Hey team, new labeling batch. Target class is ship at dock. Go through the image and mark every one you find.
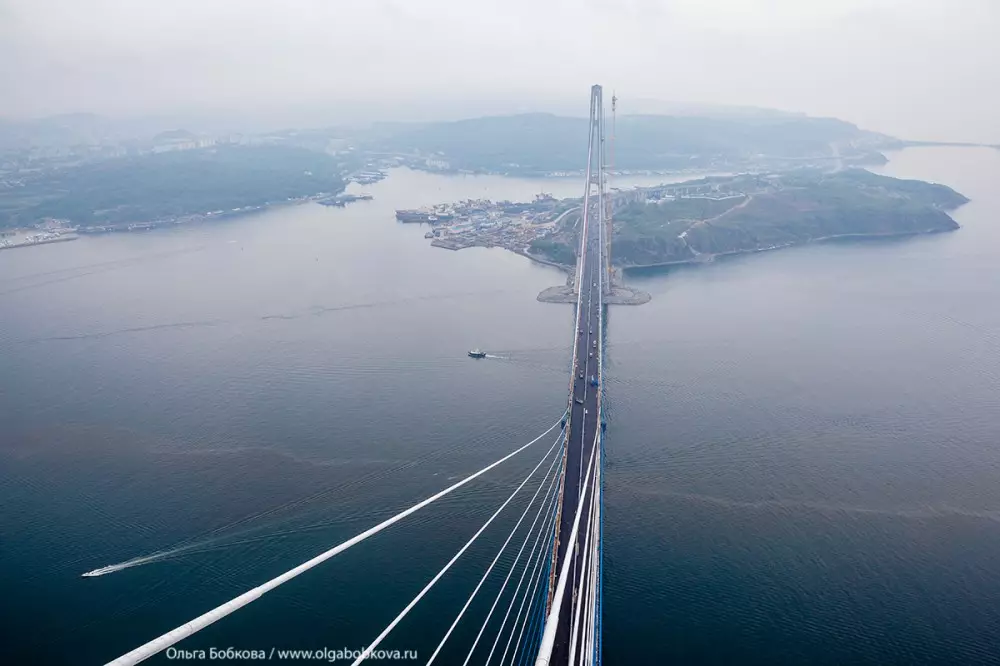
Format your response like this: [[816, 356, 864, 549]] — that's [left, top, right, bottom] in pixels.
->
[[317, 193, 373, 207], [395, 209, 454, 223], [350, 171, 386, 185]]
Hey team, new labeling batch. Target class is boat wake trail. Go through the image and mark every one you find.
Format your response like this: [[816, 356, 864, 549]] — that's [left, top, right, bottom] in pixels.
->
[[79, 532, 284, 577], [80, 424, 523, 579], [79, 507, 352, 578], [81, 548, 196, 577], [79, 513, 398, 578]]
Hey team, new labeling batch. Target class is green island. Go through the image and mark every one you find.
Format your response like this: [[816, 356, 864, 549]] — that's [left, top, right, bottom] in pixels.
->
[[527, 169, 968, 268], [0, 145, 346, 232]]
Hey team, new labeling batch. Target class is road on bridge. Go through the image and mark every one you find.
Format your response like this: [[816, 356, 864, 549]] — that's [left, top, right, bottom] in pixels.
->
[[551, 188, 604, 663]]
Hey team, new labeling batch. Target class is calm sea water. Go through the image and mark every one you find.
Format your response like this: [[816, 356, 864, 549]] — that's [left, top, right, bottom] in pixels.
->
[[2, 150, 999, 665]]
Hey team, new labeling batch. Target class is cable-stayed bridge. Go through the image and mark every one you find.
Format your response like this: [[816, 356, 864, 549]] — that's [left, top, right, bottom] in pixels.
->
[[103, 85, 613, 666]]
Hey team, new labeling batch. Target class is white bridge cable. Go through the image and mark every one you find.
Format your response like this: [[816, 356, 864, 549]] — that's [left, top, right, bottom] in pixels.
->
[[483, 477, 562, 666], [498, 475, 560, 666], [494, 520, 551, 666], [568, 446, 601, 666], [583, 514, 596, 666], [460, 466, 562, 666], [580, 452, 602, 664], [349, 425, 567, 665], [534, 429, 600, 666], [498, 496, 557, 666], [586, 453, 603, 666], [425, 431, 565, 665], [585, 468, 601, 666], [104, 415, 566, 666], [585, 506, 600, 666], [507, 529, 553, 666]]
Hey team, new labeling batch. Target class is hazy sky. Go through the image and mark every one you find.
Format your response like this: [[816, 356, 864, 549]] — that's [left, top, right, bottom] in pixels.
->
[[2, 0, 997, 141]]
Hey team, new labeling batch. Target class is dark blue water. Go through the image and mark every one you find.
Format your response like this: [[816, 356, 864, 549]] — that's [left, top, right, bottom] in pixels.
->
[[2, 150, 999, 665]]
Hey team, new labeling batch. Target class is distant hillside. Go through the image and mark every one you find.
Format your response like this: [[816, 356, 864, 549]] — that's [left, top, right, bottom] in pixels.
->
[[624, 99, 804, 119], [0, 145, 345, 228], [0, 113, 120, 150], [360, 112, 895, 174]]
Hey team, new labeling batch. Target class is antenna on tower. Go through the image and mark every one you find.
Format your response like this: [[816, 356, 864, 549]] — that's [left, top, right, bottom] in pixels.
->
[[607, 92, 617, 289], [610, 92, 617, 179]]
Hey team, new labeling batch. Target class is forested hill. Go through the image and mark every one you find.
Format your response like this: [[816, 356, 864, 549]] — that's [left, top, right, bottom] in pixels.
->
[[360, 113, 895, 173], [0, 145, 346, 229], [610, 169, 967, 267], [528, 169, 968, 268]]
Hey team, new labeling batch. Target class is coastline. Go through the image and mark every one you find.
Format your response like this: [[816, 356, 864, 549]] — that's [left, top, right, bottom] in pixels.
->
[[494, 226, 957, 276], [74, 195, 334, 235], [0, 234, 78, 251], [620, 227, 957, 272], [0, 191, 344, 243], [445, 227, 959, 299], [511, 249, 572, 272]]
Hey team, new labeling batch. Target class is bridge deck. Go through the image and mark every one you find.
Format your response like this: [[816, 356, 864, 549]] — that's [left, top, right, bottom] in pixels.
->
[[548, 84, 607, 665]]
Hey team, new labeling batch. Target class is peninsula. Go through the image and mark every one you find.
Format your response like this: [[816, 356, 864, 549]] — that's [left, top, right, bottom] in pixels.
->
[[607, 169, 968, 267], [409, 169, 969, 270]]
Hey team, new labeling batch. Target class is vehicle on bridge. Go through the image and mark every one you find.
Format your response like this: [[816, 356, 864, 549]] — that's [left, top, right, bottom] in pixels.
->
[[590, 375, 599, 387], [575, 397, 584, 405]]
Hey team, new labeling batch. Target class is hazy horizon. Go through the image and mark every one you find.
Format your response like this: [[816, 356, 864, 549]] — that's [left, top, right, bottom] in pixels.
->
[[2, 0, 998, 142]]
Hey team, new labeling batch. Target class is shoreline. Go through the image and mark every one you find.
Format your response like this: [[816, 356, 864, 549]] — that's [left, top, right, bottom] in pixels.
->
[[0, 193, 331, 241], [0, 234, 78, 251], [619, 227, 956, 272], [511, 249, 572, 272], [461, 227, 957, 278], [75, 192, 342, 235]]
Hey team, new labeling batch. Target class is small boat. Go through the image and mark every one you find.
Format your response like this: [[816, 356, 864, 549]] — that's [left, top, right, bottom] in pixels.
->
[[468, 349, 487, 358]]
